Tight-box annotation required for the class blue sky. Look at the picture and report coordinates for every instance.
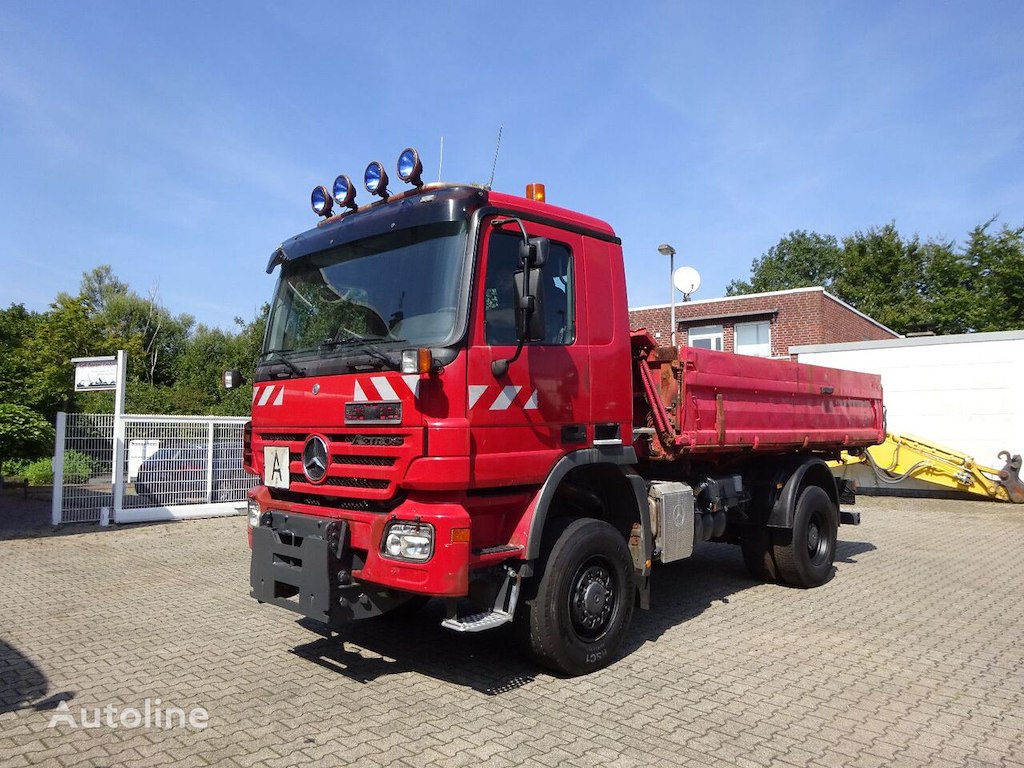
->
[1,2,1021,328]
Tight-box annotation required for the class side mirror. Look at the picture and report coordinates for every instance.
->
[223,369,246,389]
[514,269,546,342]
[519,237,548,268]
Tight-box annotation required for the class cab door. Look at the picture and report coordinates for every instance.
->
[465,217,591,488]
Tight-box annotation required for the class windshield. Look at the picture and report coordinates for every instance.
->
[264,220,468,359]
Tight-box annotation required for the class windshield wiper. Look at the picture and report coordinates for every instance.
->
[319,334,401,370]
[261,350,306,377]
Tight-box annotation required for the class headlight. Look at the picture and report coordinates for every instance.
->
[382,522,434,562]
[247,499,261,528]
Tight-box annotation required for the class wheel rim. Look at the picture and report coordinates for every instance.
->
[806,510,828,564]
[568,558,616,641]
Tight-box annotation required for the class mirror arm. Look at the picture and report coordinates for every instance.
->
[491,338,525,377]
[488,217,544,377]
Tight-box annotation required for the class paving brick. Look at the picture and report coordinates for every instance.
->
[2,496,1024,768]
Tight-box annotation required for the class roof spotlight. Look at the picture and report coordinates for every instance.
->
[332,174,357,211]
[397,147,423,188]
[364,161,389,199]
[311,185,333,217]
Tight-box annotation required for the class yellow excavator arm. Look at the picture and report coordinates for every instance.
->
[833,433,1024,503]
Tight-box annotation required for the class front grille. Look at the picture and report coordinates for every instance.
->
[325,477,390,489]
[333,456,395,467]
[260,427,420,502]
[268,488,400,513]
[289,473,390,490]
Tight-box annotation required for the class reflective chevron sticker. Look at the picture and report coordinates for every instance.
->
[353,375,421,402]
[468,385,540,411]
[254,385,286,407]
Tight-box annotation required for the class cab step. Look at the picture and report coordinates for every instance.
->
[441,610,513,633]
[440,565,521,634]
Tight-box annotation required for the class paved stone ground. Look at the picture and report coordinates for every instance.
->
[1,492,1022,767]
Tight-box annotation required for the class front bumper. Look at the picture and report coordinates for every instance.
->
[249,490,471,625]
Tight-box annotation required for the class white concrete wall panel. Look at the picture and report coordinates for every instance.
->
[793,332,1024,466]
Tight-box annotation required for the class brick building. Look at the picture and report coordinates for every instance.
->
[629,287,899,359]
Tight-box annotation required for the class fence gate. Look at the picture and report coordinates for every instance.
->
[52,413,258,525]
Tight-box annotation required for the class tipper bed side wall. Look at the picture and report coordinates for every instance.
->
[631,331,884,459]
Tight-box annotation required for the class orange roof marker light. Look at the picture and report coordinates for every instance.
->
[525,183,546,203]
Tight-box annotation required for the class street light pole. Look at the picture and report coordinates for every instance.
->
[658,243,677,346]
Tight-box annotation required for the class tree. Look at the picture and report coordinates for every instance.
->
[965,218,1024,332]
[0,304,42,407]
[18,293,103,420]
[834,224,930,334]
[79,265,129,313]
[727,231,842,296]
[921,239,976,334]
[727,219,1024,335]
[84,269,195,387]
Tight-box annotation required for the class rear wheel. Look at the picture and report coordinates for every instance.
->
[515,517,635,676]
[772,485,837,588]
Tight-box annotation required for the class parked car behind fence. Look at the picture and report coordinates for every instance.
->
[134,441,246,506]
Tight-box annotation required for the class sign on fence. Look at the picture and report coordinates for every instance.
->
[71,355,119,392]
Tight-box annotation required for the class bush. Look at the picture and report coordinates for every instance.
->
[23,458,54,486]
[0,404,55,463]
[10,451,94,486]
[62,451,93,484]
[1,458,31,480]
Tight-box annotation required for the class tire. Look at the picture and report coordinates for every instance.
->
[740,526,777,582]
[515,517,635,676]
[771,485,837,588]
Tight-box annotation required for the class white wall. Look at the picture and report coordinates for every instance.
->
[791,331,1024,467]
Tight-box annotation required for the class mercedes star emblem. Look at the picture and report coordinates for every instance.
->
[302,435,329,483]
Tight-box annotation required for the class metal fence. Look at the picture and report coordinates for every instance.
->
[53,413,258,525]
[52,413,115,524]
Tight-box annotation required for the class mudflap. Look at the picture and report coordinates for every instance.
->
[250,511,414,625]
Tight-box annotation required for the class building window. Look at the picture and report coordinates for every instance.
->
[688,324,723,351]
[735,320,771,357]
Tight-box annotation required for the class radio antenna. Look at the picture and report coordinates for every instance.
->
[438,135,444,182]
[487,125,503,189]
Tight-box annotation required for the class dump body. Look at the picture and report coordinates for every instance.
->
[633,331,885,460]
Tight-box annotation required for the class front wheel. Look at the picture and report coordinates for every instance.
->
[772,485,837,588]
[515,517,635,676]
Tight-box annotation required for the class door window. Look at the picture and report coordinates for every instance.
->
[483,230,575,345]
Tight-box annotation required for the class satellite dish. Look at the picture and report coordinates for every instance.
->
[673,266,701,297]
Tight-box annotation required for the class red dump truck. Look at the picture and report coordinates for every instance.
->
[230,148,884,675]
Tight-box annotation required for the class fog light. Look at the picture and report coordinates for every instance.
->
[382,522,434,562]
[332,174,357,211]
[311,185,333,217]
[364,161,389,199]
[247,499,261,528]
[397,147,423,187]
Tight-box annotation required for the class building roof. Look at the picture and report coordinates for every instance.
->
[629,286,900,338]
[791,328,1024,354]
